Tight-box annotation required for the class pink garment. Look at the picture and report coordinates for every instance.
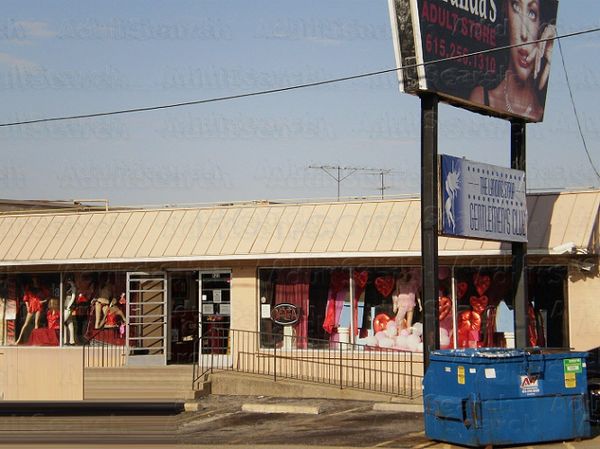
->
[392,278,418,326]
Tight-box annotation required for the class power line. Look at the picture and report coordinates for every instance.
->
[0,27,599,128]
[557,38,600,183]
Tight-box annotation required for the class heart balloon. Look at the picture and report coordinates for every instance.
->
[456,281,468,300]
[469,295,489,315]
[439,296,452,321]
[373,313,391,333]
[473,274,491,296]
[375,275,394,298]
[457,310,482,348]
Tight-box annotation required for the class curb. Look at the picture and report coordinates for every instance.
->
[373,402,424,413]
[0,401,185,416]
[184,402,202,412]
[241,403,321,415]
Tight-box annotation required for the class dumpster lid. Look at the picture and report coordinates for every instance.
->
[430,348,589,362]
[430,348,526,359]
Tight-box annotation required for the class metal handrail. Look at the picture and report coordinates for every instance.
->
[82,328,127,368]
[193,327,424,398]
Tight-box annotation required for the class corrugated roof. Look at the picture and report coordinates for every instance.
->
[0,190,597,266]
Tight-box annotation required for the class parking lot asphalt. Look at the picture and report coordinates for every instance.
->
[0,395,598,448]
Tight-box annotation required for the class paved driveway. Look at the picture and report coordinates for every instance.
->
[0,395,597,448]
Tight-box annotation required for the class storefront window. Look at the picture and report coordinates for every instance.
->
[0,274,60,346]
[259,265,567,352]
[455,267,512,348]
[258,267,426,351]
[353,267,424,351]
[453,266,566,349]
[529,266,567,348]
[63,271,127,346]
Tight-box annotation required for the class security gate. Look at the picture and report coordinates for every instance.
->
[127,272,167,365]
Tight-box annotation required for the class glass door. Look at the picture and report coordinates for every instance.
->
[127,272,167,366]
[199,271,231,366]
[168,271,199,364]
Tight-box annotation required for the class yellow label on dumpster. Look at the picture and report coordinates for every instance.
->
[564,372,576,389]
[458,366,465,385]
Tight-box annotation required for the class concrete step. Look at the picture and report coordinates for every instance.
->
[84,365,200,400]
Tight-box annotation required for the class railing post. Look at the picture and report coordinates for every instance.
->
[339,341,343,389]
[273,337,277,382]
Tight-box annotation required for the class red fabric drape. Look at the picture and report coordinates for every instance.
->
[275,270,310,349]
[323,270,349,335]
[353,270,368,336]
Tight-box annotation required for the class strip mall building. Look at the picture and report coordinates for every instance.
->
[0,189,598,399]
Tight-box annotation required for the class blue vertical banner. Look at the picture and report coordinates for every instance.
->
[440,155,527,242]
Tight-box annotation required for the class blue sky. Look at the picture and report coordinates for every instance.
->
[1,0,599,206]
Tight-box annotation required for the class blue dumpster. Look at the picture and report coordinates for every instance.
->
[423,348,591,447]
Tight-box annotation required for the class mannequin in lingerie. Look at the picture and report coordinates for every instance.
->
[63,280,77,345]
[392,268,419,330]
[99,297,126,329]
[94,280,113,329]
[15,281,48,344]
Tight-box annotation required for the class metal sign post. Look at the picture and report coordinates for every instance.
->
[511,120,528,348]
[421,92,440,370]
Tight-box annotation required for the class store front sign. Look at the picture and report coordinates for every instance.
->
[440,154,527,242]
[270,303,300,326]
[388,0,559,122]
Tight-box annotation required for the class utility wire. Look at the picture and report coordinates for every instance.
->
[556,38,600,183]
[0,27,599,128]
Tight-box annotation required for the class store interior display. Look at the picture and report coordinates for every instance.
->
[259,266,565,352]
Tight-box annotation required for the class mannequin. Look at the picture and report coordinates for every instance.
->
[392,268,419,329]
[63,280,77,345]
[99,298,126,329]
[94,280,113,329]
[15,282,48,344]
[46,298,60,330]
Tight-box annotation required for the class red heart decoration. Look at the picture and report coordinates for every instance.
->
[457,311,482,348]
[439,296,452,321]
[353,270,368,289]
[375,275,394,298]
[373,313,391,333]
[473,274,491,296]
[456,281,468,299]
[469,295,489,315]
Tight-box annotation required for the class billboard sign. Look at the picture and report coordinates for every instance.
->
[440,154,527,242]
[388,0,559,122]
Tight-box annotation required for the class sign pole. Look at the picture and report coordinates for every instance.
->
[511,120,528,348]
[421,92,440,370]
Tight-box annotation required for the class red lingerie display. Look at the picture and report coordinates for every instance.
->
[46,309,60,330]
[23,289,43,314]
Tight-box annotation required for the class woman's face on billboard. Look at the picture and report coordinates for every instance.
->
[508,0,541,82]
